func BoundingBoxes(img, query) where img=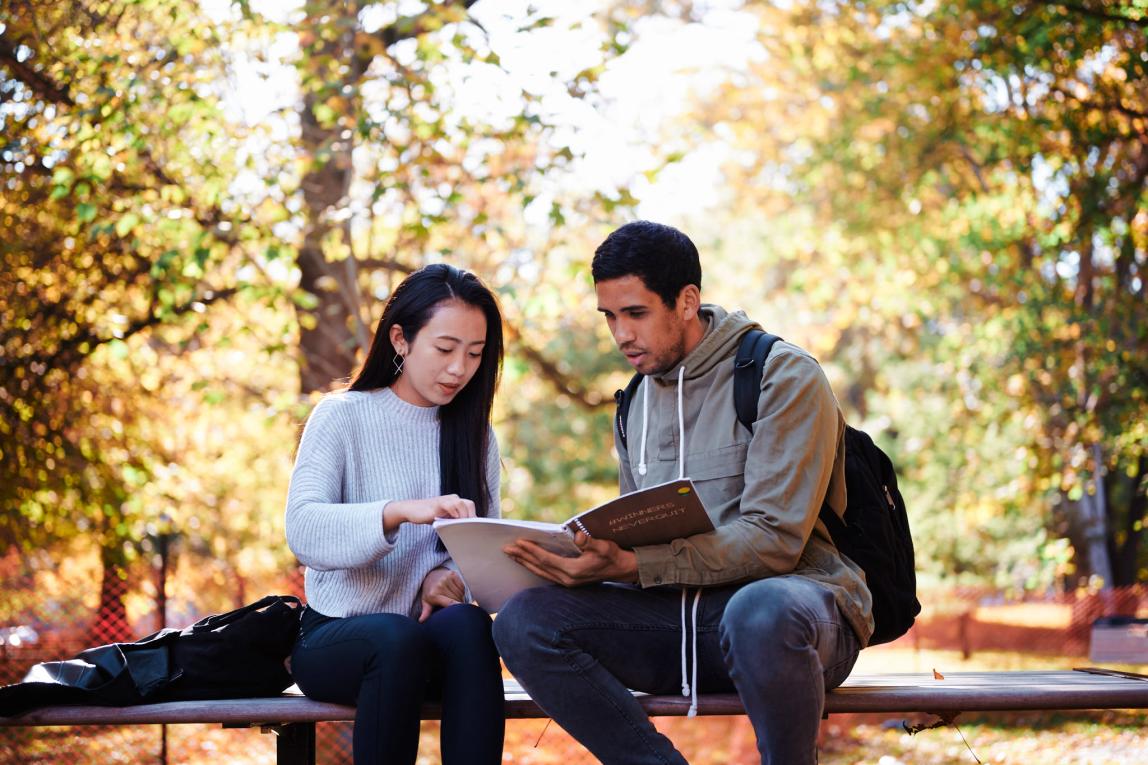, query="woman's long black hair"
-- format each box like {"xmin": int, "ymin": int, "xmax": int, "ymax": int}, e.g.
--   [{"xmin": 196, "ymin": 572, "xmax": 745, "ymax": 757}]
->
[{"xmin": 349, "ymin": 264, "xmax": 503, "ymax": 518}]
